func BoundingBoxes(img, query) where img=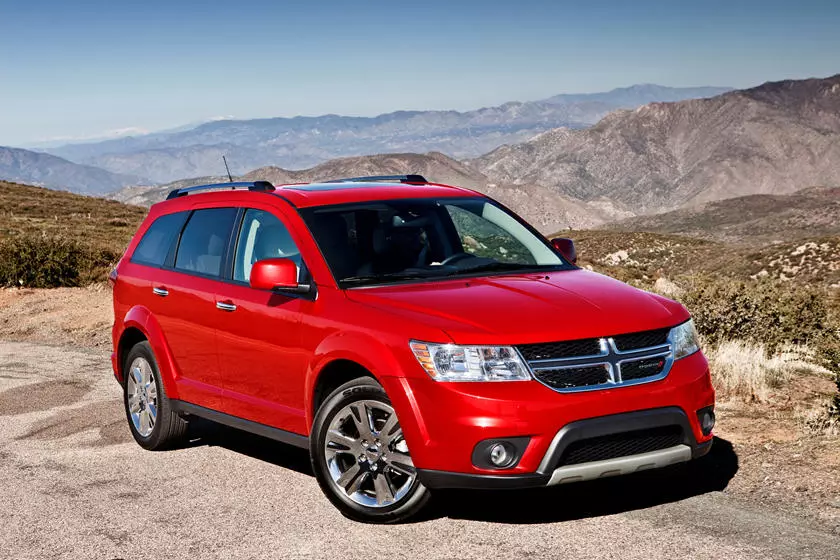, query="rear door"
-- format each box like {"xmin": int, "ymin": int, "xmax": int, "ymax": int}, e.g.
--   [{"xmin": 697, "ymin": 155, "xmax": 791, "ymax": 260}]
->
[
  {"xmin": 150, "ymin": 207, "xmax": 239, "ymax": 409},
  {"xmin": 214, "ymin": 206, "xmax": 309, "ymax": 434}
]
